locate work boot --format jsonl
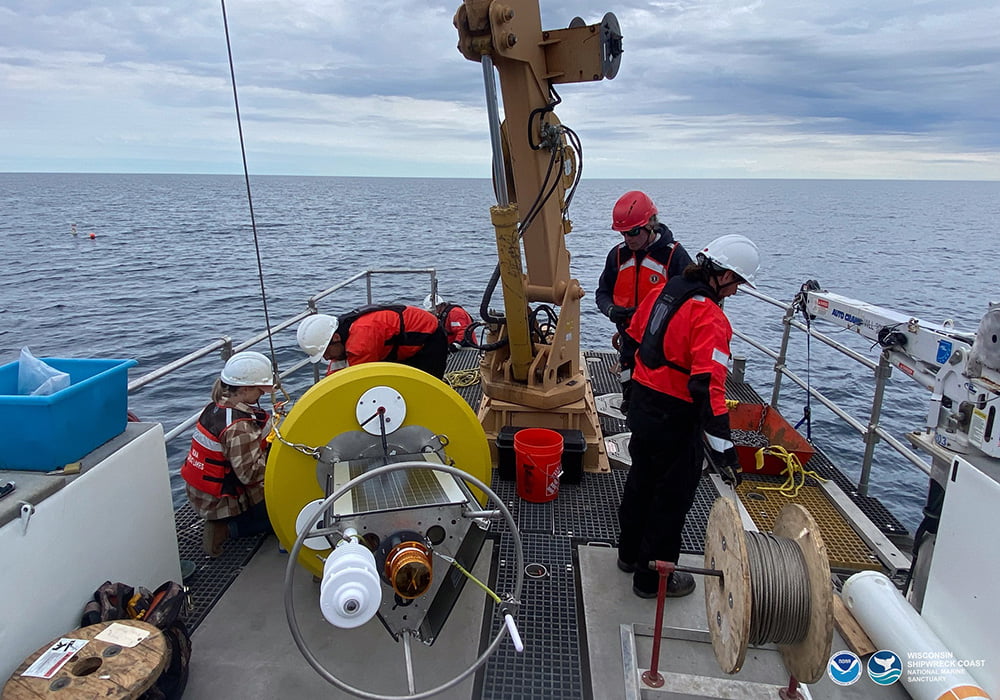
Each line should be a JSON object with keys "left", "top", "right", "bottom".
{"left": 617, "top": 557, "right": 636, "bottom": 574}
{"left": 202, "top": 519, "right": 229, "bottom": 558}
{"left": 665, "top": 571, "right": 696, "bottom": 597}
{"left": 632, "top": 571, "right": 696, "bottom": 599}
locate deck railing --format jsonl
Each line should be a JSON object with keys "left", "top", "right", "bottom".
{"left": 126, "top": 268, "right": 932, "bottom": 500}
{"left": 731, "top": 287, "right": 931, "bottom": 496}
{"left": 127, "top": 268, "right": 440, "bottom": 446}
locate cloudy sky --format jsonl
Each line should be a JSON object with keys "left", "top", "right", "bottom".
{"left": 2, "top": 0, "right": 998, "bottom": 179}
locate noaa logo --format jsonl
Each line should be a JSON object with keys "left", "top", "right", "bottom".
{"left": 827, "top": 650, "right": 862, "bottom": 686}
{"left": 649, "top": 274, "right": 661, "bottom": 284}
{"left": 867, "top": 649, "right": 902, "bottom": 685}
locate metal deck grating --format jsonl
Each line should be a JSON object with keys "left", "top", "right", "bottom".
{"left": 517, "top": 499, "right": 555, "bottom": 534}
{"left": 554, "top": 471, "right": 623, "bottom": 541}
{"left": 483, "top": 533, "right": 582, "bottom": 700}
{"left": 801, "top": 445, "right": 907, "bottom": 535}
{"left": 681, "top": 476, "right": 721, "bottom": 554}
{"left": 175, "top": 503, "right": 268, "bottom": 632}
{"left": 584, "top": 351, "right": 622, "bottom": 396}
{"left": 598, "top": 412, "right": 629, "bottom": 438}
{"left": 445, "top": 347, "right": 484, "bottom": 408}
{"left": 736, "top": 477, "right": 883, "bottom": 571}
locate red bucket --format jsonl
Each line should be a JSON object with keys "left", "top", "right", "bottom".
{"left": 514, "top": 428, "right": 564, "bottom": 503}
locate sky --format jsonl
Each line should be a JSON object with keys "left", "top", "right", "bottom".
{"left": 2, "top": 0, "right": 999, "bottom": 179}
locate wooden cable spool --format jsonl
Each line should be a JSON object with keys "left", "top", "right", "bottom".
{"left": 703, "top": 499, "right": 833, "bottom": 684}
{"left": 3, "top": 620, "right": 166, "bottom": 700}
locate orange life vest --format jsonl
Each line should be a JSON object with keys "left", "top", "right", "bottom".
{"left": 611, "top": 242, "right": 680, "bottom": 308}
{"left": 181, "top": 403, "right": 268, "bottom": 498}
{"left": 341, "top": 305, "right": 440, "bottom": 365}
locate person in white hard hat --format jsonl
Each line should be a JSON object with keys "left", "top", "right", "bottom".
{"left": 423, "top": 293, "right": 474, "bottom": 350}
{"left": 181, "top": 350, "right": 275, "bottom": 557}
{"left": 617, "top": 234, "right": 760, "bottom": 599}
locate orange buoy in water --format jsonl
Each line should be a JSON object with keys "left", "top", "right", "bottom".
{"left": 88, "top": 232, "right": 96, "bottom": 239}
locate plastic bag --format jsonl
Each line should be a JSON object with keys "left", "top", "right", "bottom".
{"left": 17, "top": 346, "right": 71, "bottom": 396}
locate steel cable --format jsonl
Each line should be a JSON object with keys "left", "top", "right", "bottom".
{"left": 744, "top": 531, "right": 811, "bottom": 646}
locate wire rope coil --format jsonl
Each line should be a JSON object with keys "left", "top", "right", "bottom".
{"left": 704, "top": 498, "right": 833, "bottom": 683}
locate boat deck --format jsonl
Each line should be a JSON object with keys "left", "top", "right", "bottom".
{"left": 178, "top": 350, "right": 912, "bottom": 698}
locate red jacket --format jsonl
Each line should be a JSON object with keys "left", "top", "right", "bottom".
{"left": 439, "top": 304, "right": 473, "bottom": 345}
{"left": 628, "top": 283, "right": 732, "bottom": 419}
{"left": 345, "top": 306, "right": 440, "bottom": 366}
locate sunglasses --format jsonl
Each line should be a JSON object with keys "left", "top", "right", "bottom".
{"left": 623, "top": 226, "right": 648, "bottom": 237}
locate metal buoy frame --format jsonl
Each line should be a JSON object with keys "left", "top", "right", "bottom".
{"left": 703, "top": 498, "right": 833, "bottom": 683}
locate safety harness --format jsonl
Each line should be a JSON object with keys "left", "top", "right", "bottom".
{"left": 338, "top": 303, "right": 425, "bottom": 361}
{"left": 637, "top": 278, "right": 716, "bottom": 372}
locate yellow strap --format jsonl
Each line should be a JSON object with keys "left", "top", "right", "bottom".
{"left": 752, "top": 444, "right": 827, "bottom": 498}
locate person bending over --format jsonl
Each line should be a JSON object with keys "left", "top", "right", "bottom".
{"left": 297, "top": 304, "right": 448, "bottom": 379}
{"left": 424, "top": 293, "right": 474, "bottom": 351}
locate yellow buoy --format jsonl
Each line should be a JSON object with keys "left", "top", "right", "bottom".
{"left": 265, "top": 362, "right": 492, "bottom": 577}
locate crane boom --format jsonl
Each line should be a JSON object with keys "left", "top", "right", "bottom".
{"left": 454, "top": 0, "right": 622, "bottom": 470}
{"left": 799, "top": 284, "right": 1000, "bottom": 460}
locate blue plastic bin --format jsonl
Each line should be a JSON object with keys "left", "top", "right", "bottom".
{"left": 0, "top": 357, "right": 137, "bottom": 471}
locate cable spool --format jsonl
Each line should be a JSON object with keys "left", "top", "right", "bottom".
{"left": 704, "top": 499, "right": 833, "bottom": 683}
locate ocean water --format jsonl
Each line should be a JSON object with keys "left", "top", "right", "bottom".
{"left": 2, "top": 173, "right": 998, "bottom": 531}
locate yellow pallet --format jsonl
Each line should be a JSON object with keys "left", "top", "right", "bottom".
{"left": 736, "top": 482, "right": 883, "bottom": 572}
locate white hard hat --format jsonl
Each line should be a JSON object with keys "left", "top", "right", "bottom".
{"left": 423, "top": 293, "right": 444, "bottom": 311}
{"left": 697, "top": 234, "right": 760, "bottom": 289}
{"left": 297, "top": 314, "right": 339, "bottom": 363}
{"left": 221, "top": 351, "right": 274, "bottom": 387}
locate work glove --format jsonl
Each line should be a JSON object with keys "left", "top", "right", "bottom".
{"left": 608, "top": 305, "right": 636, "bottom": 326}
{"left": 448, "top": 342, "right": 462, "bottom": 353}
{"left": 708, "top": 447, "right": 742, "bottom": 487}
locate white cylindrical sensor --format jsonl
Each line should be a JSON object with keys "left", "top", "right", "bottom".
{"left": 319, "top": 538, "right": 382, "bottom": 629}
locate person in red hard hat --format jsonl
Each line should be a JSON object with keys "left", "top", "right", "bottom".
{"left": 297, "top": 304, "right": 448, "bottom": 379}
{"left": 595, "top": 191, "right": 692, "bottom": 416}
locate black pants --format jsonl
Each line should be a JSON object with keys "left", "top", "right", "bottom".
{"left": 226, "top": 498, "right": 273, "bottom": 538}
{"left": 618, "top": 381, "right": 703, "bottom": 590}
{"left": 618, "top": 331, "right": 638, "bottom": 413}
{"left": 401, "top": 327, "right": 449, "bottom": 379}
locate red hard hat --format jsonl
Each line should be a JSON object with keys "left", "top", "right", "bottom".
{"left": 612, "top": 191, "right": 657, "bottom": 231}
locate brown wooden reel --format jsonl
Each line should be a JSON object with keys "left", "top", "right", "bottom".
{"left": 704, "top": 499, "right": 833, "bottom": 683}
